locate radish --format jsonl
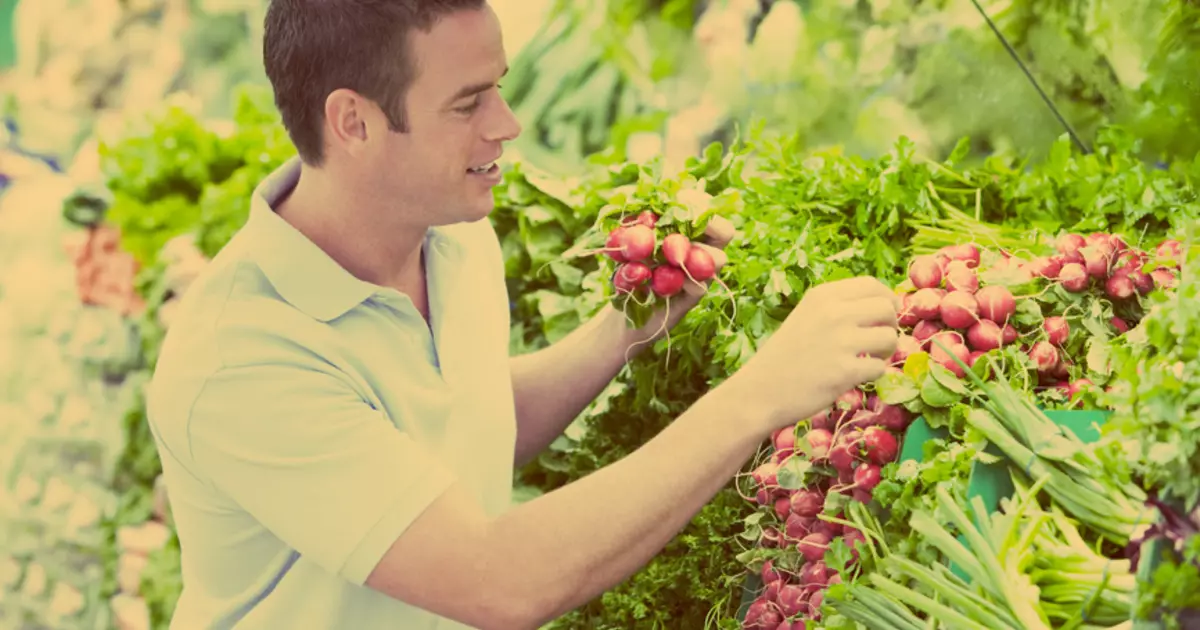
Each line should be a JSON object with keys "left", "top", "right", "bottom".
{"left": 1157, "top": 239, "right": 1183, "bottom": 259}
{"left": 799, "top": 561, "right": 830, "bottom": 587}
{"left": 763, "top": 579, "right": 783, "bottom": 604}
{"left": 890, "top": 334, "right": 922, "bottom": 365}
{"left": 1025, "top": 256, "right": 1062, "bottom": 279}
{"left": 898, "top": 293, "right": 921, "bottom": 327}
{"left": 940, "top": 291, "right": 980, "bottom": 329}
{"left": 944, "top": 261, "right": 979, "bottom": 293}
{"left": 968, "top": 350, "right": 987, "bottom": 368}
{"left": 861, "top": 427, "right": 899, "bottom": 465}
{"left": 1043, "top": 316, "right": 1069, "bottom": 346}
{"left": 753, "top": 462, "right": 780, "bottom": 487}
{"left": 773, "top": 426, "right": 797, "bottom": 453}
{"left": 1082, "top": 245, "right": 1111, "bottom": 279}
{"left": 912, "top": 319, "right": 944, "bottom": 346}
{"left": 774, "top": 497, "right": 791, "bottom": 519}
{"left": 798, "top": 532, "right": 831, "bottom": 564}
{"left": 1068, "top": 378, "right": 1095, "bottom": 401}
{"left": 932, "top": 341, "right": 971, "bottom": 377}
{"left": 875, "top": 403, "right": 912, "bottom": 432}
{"left": 966, "top": 319, "right": 1005, "bottom": 351}
{"left": 828, "top": 443, "right": 857, "bottom": 476}
{"left": 605, "top": 227, "right": 628, "bottom": 262}
{"left": 941, "top": 243, "right": 981, "bottom": 268}
{"left": 1056, "top": 233, "right": 1086, "bottom": 255}
{"left": 803, "top": 429, "right": 833, "bottom": 460}
{"left": 909, "top": 288, "right": 944, "bottom": 319}
{"left": 650, "top": 265, "right": 686, "bottom": 297}
{"left": 1111, "top": 316, "right": 1130, "bottom": 334}
{"left": 634, "top": 210, "right": 658, "bottom": 228}
{"left": 1057, "top": 262, "right": 1089, "bottom": 292}
{"left": 1105, "top": 273, "right": 1135, "bottom": 300}
{"left": 777, "top": 584, "right": 808, "bottom": 618}
{"left": 853, "top": 463, "right": 882, "bottom": 493}
{"left": 683, "top": 247, "right": 716, "bottom": 282}
{"left": 1114, "top": 250, "right": 1146, "bottom": 274}
{"left": 1126, "top": 269, "right": 1154, "bottom": 295}
{"left": 1152, "top": 268, "right": 1178, "bottom": 289}
{"left": 909, "top": 255, "right": 944, "bottom": 289}
{"left": 842, "top": 528, "right": 867, "bottom": 560}
{"left": 809, "top": 589, "right": 826, "bottom": 615}
{"left": 785, "top": 513, "right": 815, "bottom": 542}
{"left": 618, "top": 224, "right": 656, "bottom": 262}
{"left": 812, "top": 516, "right": 843, "bottom": 539}
{"left": 790, "top": 489, "right": 825, "bottom": 518}
{"left": 1002, "top": 323, "right": 1019, "bottom": 345}
{"left": 975, "top": 285, "right": 1016, "bottom": 324}
{"left": 742, "top": 598, "right": 783, "bottom": 629}
{"left": 834, "top": 389, "right": 865, "bottom": 417}
{"left": 613, "top": 262, "right": 652, "bottom": 293}
{"left": 661, "top": 233, "right": 691, "bottom": 267}
{"left": 1029, "top": 341, "right": 1060, "bottom": 374}
{"left": 809, "top": 409, "right": 834, "bottom": 432}
{"left": 761, "top": 527, "right": 782, "bottom": 548}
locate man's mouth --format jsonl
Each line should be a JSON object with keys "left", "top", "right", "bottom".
{"left": 468, "top": 162, "right": 497, "bottom": 174}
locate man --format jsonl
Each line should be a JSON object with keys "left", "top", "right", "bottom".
{"left": 144, "top": 2, "right": 901, "bottom": 629}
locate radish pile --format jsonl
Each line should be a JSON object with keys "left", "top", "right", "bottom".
{"left": 736, "top": 232, "right": 1183, "bottom": 628}
{"left": 739, "top": 387, "right": 914, "bottom": 628}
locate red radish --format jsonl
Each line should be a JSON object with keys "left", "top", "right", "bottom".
{"left": 761, "top": 527, "right": 782, "bottom": 548}
{"left": 774, "top": 497, "right": 791, "bottom": 519}
{"left": 966, "top": 319, "right": 1005, "bottom": 351}
{"left": 1105, "top": 273, "right": 1135, "bottom": 300}
{"left": 853, "top": 463, "right": 882, "bottom": 492}
{"left": 1152, "top": 268, "right": 1178, "bottom": 289}
{"left": 618, "top": 224, "right": 656, "bottom": 261}
{"left": 967, "top": 350, "right": 987, "bottom": 368}
{"left": 1002, "top": 323, "right": 1019, "bottom": 345}
{"left": 1127, "top": 269, "right": 1154, "bottom": 295}
{"left": 812, "top": 517, "right": 843, "bottom": 539}
{"left": 799, "top": 561, "right": 830, "bottom": 587}
{"left": 763, "top": 579, "right": 783, "bottom": 604}
{"left": 753, "top": 462, "right": 780, "bottom": 487}
{"left": 1059, "top": 263, "right": 1089, "bottom": 292}
{"left": 742, "top": 598, "right": 783, "bottom": 629}
{"left": 1029, "top": 341, "right": 1060, "bottom": 374}
{"left": 777, "top": 584, "right": 808, "bottom": 617}
{"left": 755, "top": 489, "right": 770, "bottom": 506}
{"left": 975, "top": 285, "right": 1016, "bottom": 324}
{"left": 634, "top": 210, "right": 658, "bottom": 228}
{"left": 605, "top": 227, "right": 628, "bottom": 262}
{"left": 1025, "top": 256, "right": 1062, "bottom": 279}
{"left": 683, "top": 246, "right": 716, "bottom": 282}
{"left": 613, "top": 262, "right": 652, "bottom": 293}
{"left": 1067, "top": 378, "right": 1095, "bottom": 403}
{"left": 834, "top": 389, "right": 865, "bottom": 416}
{"left": 770, "top": 450, "right": 791, "bottom": 466}
{"left": 1115, "top": 250, "right": 1146, "bottom": 274}
{"left": 1043, "top": 316, "right": 1069, "bottom": 346}
{"left": 940, "top": 291, "right": 980, "bottom": 328}
{"left": 773, "top": 426, "right": 797, "bottom": 453}
{"left": 785, "top": 513, "right": 815, "bottom": 541}
{"left": 875, "top": 404, "right": 912, "bottom": 432}
{"left": 944, "top": 261, "right": 979, "bottom": 293}
{"left": 890, "top": 334, "right": 922, "bottom": 365}
{"left": 909, "top": 288, "right": 944, "bottom": 319}
{"left": 661, "top": 232, "right": 691, "bottom": 267}
{"left": 809, "top": 589, "right": 826, "bottom": 613}
{"left": 909, "top": 255, "right": 944, "bottom": 289}
{"left": 932, "top": 342, "right": 971, "bottom": 377}
{"left": 828, "top": 443, "right": 857, "bottom": 475}
{"left": 809, "top": 409, "right": 833, "bottom": 432}
{"left": 912, "top": 319, "right": 944, "bottom": 346}
{"left": 1111, "top": 316, "right": 1130, "bottom": 333}
{"left": 803, "top": 429, "right": 833, "bottom": 460}
{"left": 861, "top": 427, "right": 899, "bottom": 465}
{"left": 865, "top": 393, "right": 883, "bottom": 412}
{"left": 898, "top": 293, "right": 921, "bottom": 327}
{"left": 842, "top": 528, "right": 867, "bottom": 559}
{"left": 1157, "top": 239, "right": 1183, "bottom": 258}
{"left": 798, "top": 532, "right": 831, "bottom": 563}
{"left": 650, "top": 265, "right": 686, "bottom": 297}
{"left": 1056, "top": 233, "right": 1087, "bottom": 258}
{"left": 790, "top": 489, "right": 825, "bottom": 518}
{"left": 1082, "top": 245, "right": 1111, "bottom": 279}
{"left": 941, "top": 243, "right": 981, "bottom": 268}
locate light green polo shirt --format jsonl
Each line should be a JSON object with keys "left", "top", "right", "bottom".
{"left": 145, "top": 157, "right": 518, "bottom": 629}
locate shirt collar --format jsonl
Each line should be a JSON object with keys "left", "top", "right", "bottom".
{"left": 243, "top": 156, "right": 464, "bottom": 322}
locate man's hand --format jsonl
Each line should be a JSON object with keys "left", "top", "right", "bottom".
{"left": 616, "top": 215, "right": 736, "bottom": 356}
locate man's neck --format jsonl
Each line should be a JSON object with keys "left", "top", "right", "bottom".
{"left": 275, "top": 163, "right": 429, "bottom": 295}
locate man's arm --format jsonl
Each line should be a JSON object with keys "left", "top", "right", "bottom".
{"left": 367, "top": 374, "right": 768, "bottom": 630}
{"left": 509, "top": 303, "right": 638, "bottom": 467}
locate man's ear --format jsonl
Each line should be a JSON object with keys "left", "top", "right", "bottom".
{"left": 323, "top": 89, "right": 371, "bottom": 158}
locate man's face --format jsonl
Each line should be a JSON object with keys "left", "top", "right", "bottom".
{"left": 365, "top": 5, "right": 521, "bottom": 227}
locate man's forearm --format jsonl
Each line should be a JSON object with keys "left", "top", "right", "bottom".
{"left": 487, "top": 377, "right": 768, "bottom": 628}
{"left": 509, "top": 304, "right": 639, "bottom": 466}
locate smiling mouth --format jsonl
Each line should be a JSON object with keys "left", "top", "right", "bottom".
{"left": 468, "top": 162, "right": 497, "bottom": 174}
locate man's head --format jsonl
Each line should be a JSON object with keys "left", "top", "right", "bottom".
{"left": 263, "top": 0, "right": 521, "bottom": 226}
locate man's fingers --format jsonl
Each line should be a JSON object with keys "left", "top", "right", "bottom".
{"left": 700, "top": 216, "right": 736, "bottom": 250}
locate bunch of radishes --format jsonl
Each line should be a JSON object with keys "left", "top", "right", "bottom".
{"left": 893, "top": 234, "right": 1182, "bottom": 400}
{"left": 740, "top": 389, "right": 912, "bottom": 628}
{"left": 602, "top": 210, "right": 717, "bottom": 299}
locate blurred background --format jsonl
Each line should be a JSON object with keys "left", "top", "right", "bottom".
{"left": 0, "top": 0, "right": 1196, "bottom": 629}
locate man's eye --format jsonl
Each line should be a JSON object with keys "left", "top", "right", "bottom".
{"left": 456, "top": 97, "right": 482, "bottom": 114}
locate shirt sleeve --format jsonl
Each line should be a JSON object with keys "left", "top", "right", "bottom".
{"left": 185, "top": 363, "right": 457, "bottom": 586}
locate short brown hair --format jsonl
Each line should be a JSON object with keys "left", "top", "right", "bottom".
{"left": 263, "top": 0, "right": 486, "bottom": 166}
